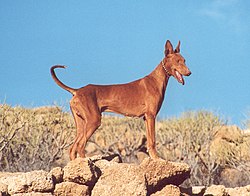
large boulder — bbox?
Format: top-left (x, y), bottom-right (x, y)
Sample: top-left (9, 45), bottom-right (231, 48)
top-left (63, 158), bottom-right (101, 187)
top-left (140, 158), bottom-right (190, 194)
top-left (92, 163), bottom-right (147, 196)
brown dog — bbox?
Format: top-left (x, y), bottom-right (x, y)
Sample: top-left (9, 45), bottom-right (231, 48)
top-left (51, 40), bottom-right (191, 160)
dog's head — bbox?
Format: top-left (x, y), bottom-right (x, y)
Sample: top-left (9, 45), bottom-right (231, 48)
top-left (162, 40), bottom-right (191, 85)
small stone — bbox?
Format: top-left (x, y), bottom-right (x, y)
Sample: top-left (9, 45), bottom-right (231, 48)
top-left (192, 186), bottom-right (206, 195)
top-left (92, 163), bottom-right (147, 196)
top-left (204, 185), bottom-right (226, 196)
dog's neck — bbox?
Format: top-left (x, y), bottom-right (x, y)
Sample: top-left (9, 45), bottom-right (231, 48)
top-left (147, 61), bottom-right (170, 93)
top-left (150, 61), bottom-right (170, 80)
top-left (161, 60), bottom-right (171, 76)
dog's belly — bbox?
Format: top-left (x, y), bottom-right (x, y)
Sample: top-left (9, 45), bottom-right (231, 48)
top-left (102, 102), bottom-right (146, 118)
top-left (101, 97), bottom-right (146, 117)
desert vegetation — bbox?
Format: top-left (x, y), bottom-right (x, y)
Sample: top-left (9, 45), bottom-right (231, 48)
top-left (1, 103), bottom-right (250, 188)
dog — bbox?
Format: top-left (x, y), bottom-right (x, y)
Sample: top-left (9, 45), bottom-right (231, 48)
top-left (51, 40), bottom-right (191, 160)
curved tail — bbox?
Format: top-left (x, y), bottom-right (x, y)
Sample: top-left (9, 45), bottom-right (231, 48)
top-left (50, 65), bottom-right (76, 95)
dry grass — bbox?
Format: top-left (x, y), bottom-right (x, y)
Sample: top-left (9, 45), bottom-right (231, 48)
top-left (0, 104), bottom-right (74, 171)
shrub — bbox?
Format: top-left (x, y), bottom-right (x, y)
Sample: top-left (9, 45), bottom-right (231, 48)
top-left (0, 104), bottom-right (74, 172)
top-left (156, 111), bottom-right (224, 186)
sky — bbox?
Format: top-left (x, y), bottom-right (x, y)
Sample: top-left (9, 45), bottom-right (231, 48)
top-left (0, 0), bottom-right (249, 127)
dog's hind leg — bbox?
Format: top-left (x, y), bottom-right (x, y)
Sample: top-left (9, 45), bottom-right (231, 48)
top-left (70, 96), bottom-right (102, 159)
top-left (69, 104), bottom-right (86, 160)
top-left (77, 110), bottom-right (101, 157)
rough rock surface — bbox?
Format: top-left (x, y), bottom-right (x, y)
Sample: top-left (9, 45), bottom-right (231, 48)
top-left (63, 157), bottom-right (101, 187)
top-left (226, 185), bottom-right (250, 196)
top-left (92, 163), bottom-right (147, 196)
top-left (140, 158), bottom-right (190, 194)
top-left (0, 170), bottom-right (53, 195)
top-left (49, 167), bottom-right (63, 184)
top-left (202, 184), bottom-right (250, 196)
top-left (204, 185), bottom-right (227, 196)
top-left (0, 182), bottom-right (8, 195)
top-left (89, 154), bottom-right (121, 174)
top-left (12, 193), bottom-right (53, 196)
top-left (54, 181), bottom-right (89, 196)
top-left (191, 186), bottom-right (206, 195)
top-left (1, 155), bottom-right (250, 196)
top-left (150, 184), bottom-right (181, 196)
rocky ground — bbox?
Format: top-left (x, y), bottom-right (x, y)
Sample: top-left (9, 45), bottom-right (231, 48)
top-left (0, 154), bottom-right (250, 196)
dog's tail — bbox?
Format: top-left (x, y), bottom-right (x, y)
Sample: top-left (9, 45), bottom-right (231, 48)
top-left (50, 65), bottom-right (76, 95)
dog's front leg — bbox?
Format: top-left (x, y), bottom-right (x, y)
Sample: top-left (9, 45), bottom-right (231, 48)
top-left (144, 114), bottom-right (159, 159)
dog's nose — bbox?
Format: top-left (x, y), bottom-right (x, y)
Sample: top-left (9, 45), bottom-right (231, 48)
top-left (186, 69), bottom-right (191, 76)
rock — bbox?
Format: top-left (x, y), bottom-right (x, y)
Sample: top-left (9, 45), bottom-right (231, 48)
top-left (150, 184), bottom-right (181, 196)
top-left (49, 167), bottom-right (63, 183)
top-left (88, 154), bottom-right (122, 174)
top-left (4, 153), bottom-right (250, 196)
top-left (54, 182), bottom-right (89, 196)
top-left (204, 185), bottom-right (226, 196)
top-left (108, 154), bottom-right (122, 163)
top-left (0, 172), bottom-right (21, 178)
top-left (93, 159), bottom-right (119, 174)
top-left (0, 182), bottom-right (8, 195)
top-left (85, 142), bottom-right (99, 156)
top-left (92, 163), bottom-right (147, 196)
top-left (226, 185), bottom-right (250, 196)
top-left (219, 167), bottom-right (250, 188)
top-left (0, 170), bottom-right (54, 195)
top-left (63, 158), bottom-right (101, 187)
top-left (192, 186), bottom-right (206, 195)
top-left (140, 158), bottom-right (190, 194)
top-left (12, 192), bottom-right (53, 196)
top-left (92, 157), bottom-right (190, 195)
top-left (136, 151), bottom-right (148, 163)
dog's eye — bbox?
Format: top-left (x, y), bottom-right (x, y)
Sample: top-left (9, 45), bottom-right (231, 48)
top-left (178, 59), bottom-right (185, 64)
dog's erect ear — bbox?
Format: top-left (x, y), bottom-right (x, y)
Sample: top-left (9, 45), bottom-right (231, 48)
top-left (165, 40), bottom-right (174, 56)
top-left (174, 41), bottom-right (181, 53)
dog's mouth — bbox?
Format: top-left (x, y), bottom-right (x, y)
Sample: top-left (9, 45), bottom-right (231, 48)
top-left (174, 70), bottom-right (184, 85)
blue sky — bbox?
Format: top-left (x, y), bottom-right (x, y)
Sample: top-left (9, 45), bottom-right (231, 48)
top-left (0, 1), bottom-right (249, 127)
